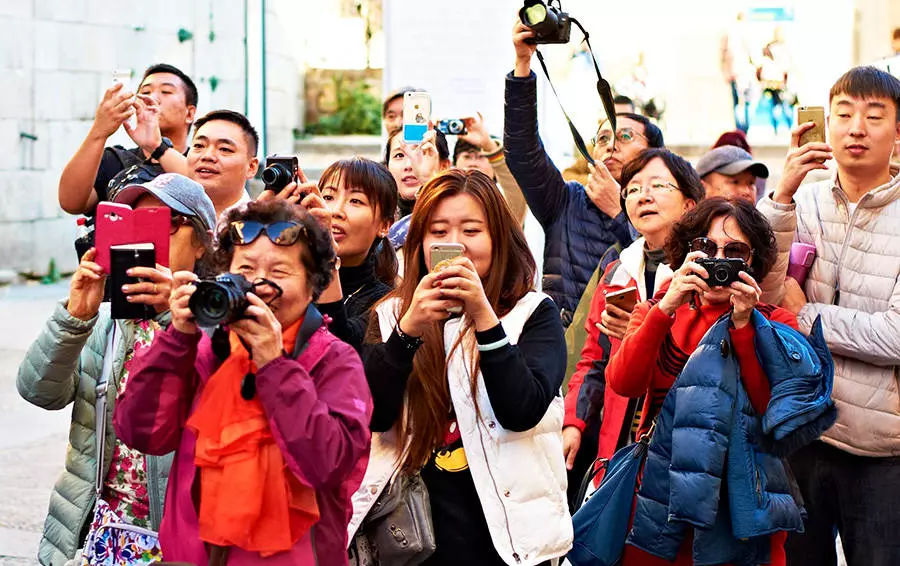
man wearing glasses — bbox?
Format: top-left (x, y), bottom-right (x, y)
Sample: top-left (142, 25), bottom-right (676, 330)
top-left (505, 19), bottom-right (665, 327)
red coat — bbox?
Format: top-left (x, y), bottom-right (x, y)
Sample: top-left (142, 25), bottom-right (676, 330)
top-left (113, 324), bottom-right (373, 566)
top-left (564, 239), bottom-right (672, 476)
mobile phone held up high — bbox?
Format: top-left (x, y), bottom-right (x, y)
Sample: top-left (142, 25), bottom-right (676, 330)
top-left (430, 243), bottom-right (464, 314)
top-left (403, 91), bottom-right (432, 145)
top-left (94, 202), bottom-right (170, 272)
top-left (110, 244), bottom-right (156, 320)
top-left (797, 106), bottom-right (826, 146)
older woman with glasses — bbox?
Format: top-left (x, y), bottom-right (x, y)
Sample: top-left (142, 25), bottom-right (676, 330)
top-left (563, 149), bottom-right (703, 497)
top-left (113, 199), bottom-right (373, 565)
top-left (607, 197), bottom-right (835, 566)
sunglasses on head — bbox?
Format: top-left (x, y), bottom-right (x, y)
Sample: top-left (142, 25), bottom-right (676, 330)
top-left (228, 221), bottom-right (306, 247)
top-left (689, 237), bottom-right (753, 263)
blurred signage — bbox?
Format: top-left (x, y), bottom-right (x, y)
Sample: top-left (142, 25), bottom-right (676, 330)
top-left (747, 7), bottom-right (795, 21)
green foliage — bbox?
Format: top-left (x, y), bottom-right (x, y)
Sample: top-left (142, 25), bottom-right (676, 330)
top-left (305, 75), bottom-right (381, 136)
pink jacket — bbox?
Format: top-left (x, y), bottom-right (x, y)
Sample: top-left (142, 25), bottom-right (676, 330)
top-left (113, 324), bottom-right (372, 566)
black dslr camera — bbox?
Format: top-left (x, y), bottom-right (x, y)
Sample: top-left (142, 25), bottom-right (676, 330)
top-left (697, 258), bottom-right (748, 288)
top-left (435, 119), bottom-right (468, 136)
top-left (519, 0), bottom-right (571, 44)
top-left (261, 154), bottom-right (299, 191)
top-left (189, 273), bottom-right (255, 327)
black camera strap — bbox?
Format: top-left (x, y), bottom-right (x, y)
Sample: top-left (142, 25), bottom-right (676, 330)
top-left (534, 17), bottom-right (617, 167)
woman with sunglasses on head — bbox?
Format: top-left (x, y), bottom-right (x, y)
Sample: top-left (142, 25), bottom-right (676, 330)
top-left (607, 198), bottom-right (835, 566)
top-left (562, 149), bottom-right (703, 488)
top-left (314, 157), bottom-right (398, 352)
top-left (350, 169), bottom-right (572, 566)
top-left (17, 173), bottom-right (215, 566)
top-left (113, 200), bottom-right (373, 565)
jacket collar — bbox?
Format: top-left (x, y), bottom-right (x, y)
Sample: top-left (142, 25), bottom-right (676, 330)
top-left (830, 164), bottom-right (900, 208)
top-left (610, 237), bottom-right (673, 301)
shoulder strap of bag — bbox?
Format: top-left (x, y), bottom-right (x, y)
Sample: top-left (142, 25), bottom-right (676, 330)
top-left (94, 323), bottom-right (118, 494)
top-left (533, 18), bottom-right (617, 167)
top-left (291, 304), bottom-right (324, 359)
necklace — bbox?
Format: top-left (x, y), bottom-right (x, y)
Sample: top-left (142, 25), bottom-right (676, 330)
top-left (343, 284), bottom-right (367, 306)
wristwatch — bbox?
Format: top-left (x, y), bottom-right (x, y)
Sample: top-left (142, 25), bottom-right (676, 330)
top-left (149, 137), bottom-right (173, 161)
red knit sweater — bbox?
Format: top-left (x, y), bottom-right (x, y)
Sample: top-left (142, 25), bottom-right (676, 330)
top-left (608, 298), bottom-right (798, 566)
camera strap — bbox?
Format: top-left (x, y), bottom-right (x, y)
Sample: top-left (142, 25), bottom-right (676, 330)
top-left (534, 17), bottom-right (617, 167)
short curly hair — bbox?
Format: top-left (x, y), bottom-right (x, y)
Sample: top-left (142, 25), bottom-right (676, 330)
top-left (665, 197), bottom-right (777, 281)
top-left (213, 200), bottom-right (336, 300)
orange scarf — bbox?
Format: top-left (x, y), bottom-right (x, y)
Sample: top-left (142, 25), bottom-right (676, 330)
top-left (186, 319), bottom-right (319, 556)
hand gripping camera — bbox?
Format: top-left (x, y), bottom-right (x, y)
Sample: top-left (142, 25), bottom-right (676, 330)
top-left (519, 0), bottom-right (571, 44)
top-left (696, 258), bottom-right (748, 288)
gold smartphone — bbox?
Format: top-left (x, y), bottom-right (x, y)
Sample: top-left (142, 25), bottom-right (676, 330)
top-left (430, 243), bottom-right (464, 314)
top-left (797, 106), bottom-right (826, 146)
top-left (605, 286), bottom-right (638, 312)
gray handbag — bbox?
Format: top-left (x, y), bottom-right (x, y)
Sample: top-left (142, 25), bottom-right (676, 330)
top-left (350, 473), bottom-right (436, 566)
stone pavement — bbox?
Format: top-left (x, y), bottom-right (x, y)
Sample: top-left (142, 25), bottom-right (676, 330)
top-left (0, 281), bottom-right (72, 564)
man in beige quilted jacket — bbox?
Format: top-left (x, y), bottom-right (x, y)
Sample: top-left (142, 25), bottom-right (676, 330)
top-left (758, 66), bottom-right (900, 566)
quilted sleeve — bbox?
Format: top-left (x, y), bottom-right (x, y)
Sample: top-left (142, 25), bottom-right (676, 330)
top-left (16, 299), bottom-right (101, 410)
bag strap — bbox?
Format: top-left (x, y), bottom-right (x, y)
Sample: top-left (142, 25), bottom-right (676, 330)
top-left (291, 304), bottom-right (324, 359)
top-left (533, 18), bottom-right (617, 167)
top-left (572, 457), bottom-right (608, 512)
top-left (94, 323), bottom-right (119, 494)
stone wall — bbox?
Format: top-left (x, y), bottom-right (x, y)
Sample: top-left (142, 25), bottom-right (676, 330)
top-left (0, 0), bottom-right (302, 275)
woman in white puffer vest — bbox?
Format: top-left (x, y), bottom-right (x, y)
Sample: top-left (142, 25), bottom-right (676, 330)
top-left (351, 169), bottom-right (572, 566)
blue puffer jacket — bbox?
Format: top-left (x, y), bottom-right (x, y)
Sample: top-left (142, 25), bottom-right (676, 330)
top-left (628, 311), bottom-right (836, 566)
top-left (503, 71), bottom-right (633, 323)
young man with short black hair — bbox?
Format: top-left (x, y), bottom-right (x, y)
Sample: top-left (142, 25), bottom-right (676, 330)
top-left (58, 63), bottom-right (198, 215)
top-left (758, 66), bottom-right (900, 565)
top-left (188, 110), bottom-right (260, 216)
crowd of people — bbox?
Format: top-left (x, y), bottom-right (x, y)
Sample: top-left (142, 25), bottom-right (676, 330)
top-left (15, 13), bottom-right (900, 566)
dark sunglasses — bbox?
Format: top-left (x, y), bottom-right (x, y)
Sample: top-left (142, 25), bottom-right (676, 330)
top-left (228, 221), bottom-right (306, 247)
top-left (689, 237), bottom-right (753, 263)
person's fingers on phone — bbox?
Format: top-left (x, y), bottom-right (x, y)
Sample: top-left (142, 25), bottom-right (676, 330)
top-left (790, 122), bottom-right (817, 148)
top-left (604, 302), bottom-right (632, 320)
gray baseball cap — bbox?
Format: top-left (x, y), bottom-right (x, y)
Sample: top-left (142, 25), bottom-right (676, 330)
top-left (114, 173), bottom-right (217, 231)
top-left (696, 146), bottom-right (769, 179)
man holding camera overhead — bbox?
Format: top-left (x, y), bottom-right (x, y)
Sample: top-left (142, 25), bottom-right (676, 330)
top-left (504, 10), bottom-right (664, 328)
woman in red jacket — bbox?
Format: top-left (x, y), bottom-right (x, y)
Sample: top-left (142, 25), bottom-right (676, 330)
top-left (563, 148), bottom-right (704, 475)
top-left (608, 197), bottom-right (796, 566)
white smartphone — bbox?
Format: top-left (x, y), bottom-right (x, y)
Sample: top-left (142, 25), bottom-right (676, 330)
top-left (403, 91), bottom-right (431, 145)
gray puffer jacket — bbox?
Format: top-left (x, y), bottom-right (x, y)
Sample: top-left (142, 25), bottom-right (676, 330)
top-left (758, 165), bottom-right (900, 457)
top-left (16, 300), bottom-right (173, 566)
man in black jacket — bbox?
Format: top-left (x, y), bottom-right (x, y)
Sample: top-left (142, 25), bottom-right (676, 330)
top-left (505, 20), bottom-right (664, 325)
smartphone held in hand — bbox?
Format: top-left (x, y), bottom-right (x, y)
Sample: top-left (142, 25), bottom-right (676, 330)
top-left (430, 243), bottom-right (464, 314)
top-left (403, 91), bottom-right (431, 145)
top-left (797, 106), bottom-right (826, 146)
top-left (110, 244), bottom-right (156, 320)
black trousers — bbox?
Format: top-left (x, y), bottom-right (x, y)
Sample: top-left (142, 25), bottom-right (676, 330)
top-left (786, 441), bottom-right (900, 566)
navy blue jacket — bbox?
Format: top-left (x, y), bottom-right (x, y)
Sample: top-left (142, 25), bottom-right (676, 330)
top-left (503, 71), bottom-right (633, 323)
top-left (628, 311), bottom-right (836, 565)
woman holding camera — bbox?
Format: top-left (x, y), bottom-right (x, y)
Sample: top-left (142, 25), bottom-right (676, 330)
top-left (17, 174), bottom-right (216, 566)
top-left (352, 169), bottom-right (572, 566)
top-left (113, 200), bottom-right (373, 565)
top-left (314, 157), bottom-right (398, 352)
top-left (563, 149), bottom-right (703, 481)
top-left (607, 198), bottom-right (835, 566)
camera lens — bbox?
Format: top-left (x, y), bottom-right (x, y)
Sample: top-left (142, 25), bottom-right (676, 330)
top-left (523, 3), bottom-right (547, 25)
top-left (448, 120), bottom-right (464, 135)
top-left (714, 266), bottom-right (730, 284)
top-left (261, 163), bottom-right (292, 190)
top-left (189, 274), bottom-right (252, 327)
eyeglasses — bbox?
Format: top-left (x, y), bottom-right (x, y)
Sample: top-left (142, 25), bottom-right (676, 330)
top-left (689, 237), bottom-right (753, 263)
top-left (592, 127), bottom-right (647, 147)
top-left (228, 221), bottom-right (306, 247)
top-left (170, 213), bottom-right (194, 235)
top-left (621, 180), bottom-right (679, 200)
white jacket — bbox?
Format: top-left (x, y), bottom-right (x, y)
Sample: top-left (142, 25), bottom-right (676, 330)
top-left (348, 292), bottom-right (573, 565)
top-left (757, 165), bottom-right (900, 456)
top-left (605, 236), bottom-right (673, 302)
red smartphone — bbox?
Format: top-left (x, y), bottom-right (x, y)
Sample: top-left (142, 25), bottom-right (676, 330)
top-left (605, 286), bottom-right (638, 312)
top-left (94, 202), bottom-right (170, 272)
